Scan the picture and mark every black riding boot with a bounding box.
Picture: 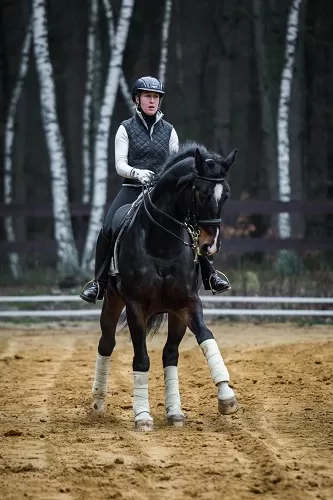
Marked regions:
[199,255,230,295]
[80,229,112,304]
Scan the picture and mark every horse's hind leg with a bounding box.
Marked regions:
[91,286,124,412]
[187,299,239,415]
[163,312,186,426]
[126,302,153,432]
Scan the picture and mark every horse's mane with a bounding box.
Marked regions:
[157,141,224,178]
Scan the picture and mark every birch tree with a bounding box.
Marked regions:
[102,0,132,111]
[3,20,32,279]
[32,0,79,276]
[158,0,173,83]
[82,0,134,272]
[277,0,303,239]
[82,0,98,204]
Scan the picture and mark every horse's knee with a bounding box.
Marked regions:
[162,344,179,367]
[98,341,115,357]
[133,355,150,372]
[98,326,116,356]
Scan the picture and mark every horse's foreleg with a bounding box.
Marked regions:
[187,300,239,415]
[91,286,124,412]
[163,312,187,426]
[126,303,153,431]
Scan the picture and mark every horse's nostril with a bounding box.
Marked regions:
[201,244,209,254]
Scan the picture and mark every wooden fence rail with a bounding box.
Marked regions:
[1,200,333,216]
[1,200,333,254]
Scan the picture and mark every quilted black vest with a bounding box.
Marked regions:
[121,114,173,185]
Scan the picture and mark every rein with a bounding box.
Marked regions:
[142,184,198,248]
[142,173,225,250]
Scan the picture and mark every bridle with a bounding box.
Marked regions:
[142,172,225,250]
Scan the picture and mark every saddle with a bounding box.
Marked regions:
[109,193,144,276]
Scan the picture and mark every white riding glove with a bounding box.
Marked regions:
[131,168,155,185]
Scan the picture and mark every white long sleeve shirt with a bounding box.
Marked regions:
[115,111,179,179]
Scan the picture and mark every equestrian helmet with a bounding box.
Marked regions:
[132,76,165,103]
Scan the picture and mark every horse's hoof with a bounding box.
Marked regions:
[167,414,185,427]
[218,397,239,415]
[135,419,154,432]
[90,399,104,412]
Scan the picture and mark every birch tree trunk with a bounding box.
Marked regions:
[289,0,306,238]
[82,0,98,204]
[82,0,134,272]
[102,0,133,111]
[158,0,173,83]
[3,20,32,279]
[32,0,79,276]
[92,29,102,148]
[277,0,303,239]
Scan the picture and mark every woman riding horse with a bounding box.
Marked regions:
[80,76,230,303]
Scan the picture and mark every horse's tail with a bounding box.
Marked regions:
[117,310,166,337]
[146,313,167,336]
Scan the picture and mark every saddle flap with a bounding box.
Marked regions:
[112,204,133,234]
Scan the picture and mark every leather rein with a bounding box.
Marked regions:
[142,174,225,250]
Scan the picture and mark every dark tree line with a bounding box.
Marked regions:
[0,0,332,270]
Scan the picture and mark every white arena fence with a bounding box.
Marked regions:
[0,295,332,318]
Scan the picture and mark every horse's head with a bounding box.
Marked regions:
[176,147,237,256]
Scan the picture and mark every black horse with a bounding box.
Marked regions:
[90,142,239,431]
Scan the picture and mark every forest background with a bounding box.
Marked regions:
[0,0,332,297]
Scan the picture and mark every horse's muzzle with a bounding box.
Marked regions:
[198,227,221,256]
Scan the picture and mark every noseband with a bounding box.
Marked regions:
[142,173,225,249]
[190,174,225,227]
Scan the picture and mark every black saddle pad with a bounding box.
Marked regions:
[112,204,132,234]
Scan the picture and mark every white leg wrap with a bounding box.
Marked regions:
[92,353,111,399]
[217,381,235,400]
[133,371,152,422]
[200,339,230,385]
[164,366,184,417]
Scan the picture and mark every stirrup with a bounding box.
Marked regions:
[80,279,104,304]
[80,279,96,293]
[208,270,231,295]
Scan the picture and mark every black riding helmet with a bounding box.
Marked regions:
[131,76,165,103]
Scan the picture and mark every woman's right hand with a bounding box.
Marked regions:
[131,168,155,185]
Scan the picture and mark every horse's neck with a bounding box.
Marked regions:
[135,184,191,260]
[150,178,179,220]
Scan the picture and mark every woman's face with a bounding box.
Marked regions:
[137,91,160,115]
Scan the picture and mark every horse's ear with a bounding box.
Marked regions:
[195,148,205,175]
[205,159,215,168]
[223,149,238,171]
